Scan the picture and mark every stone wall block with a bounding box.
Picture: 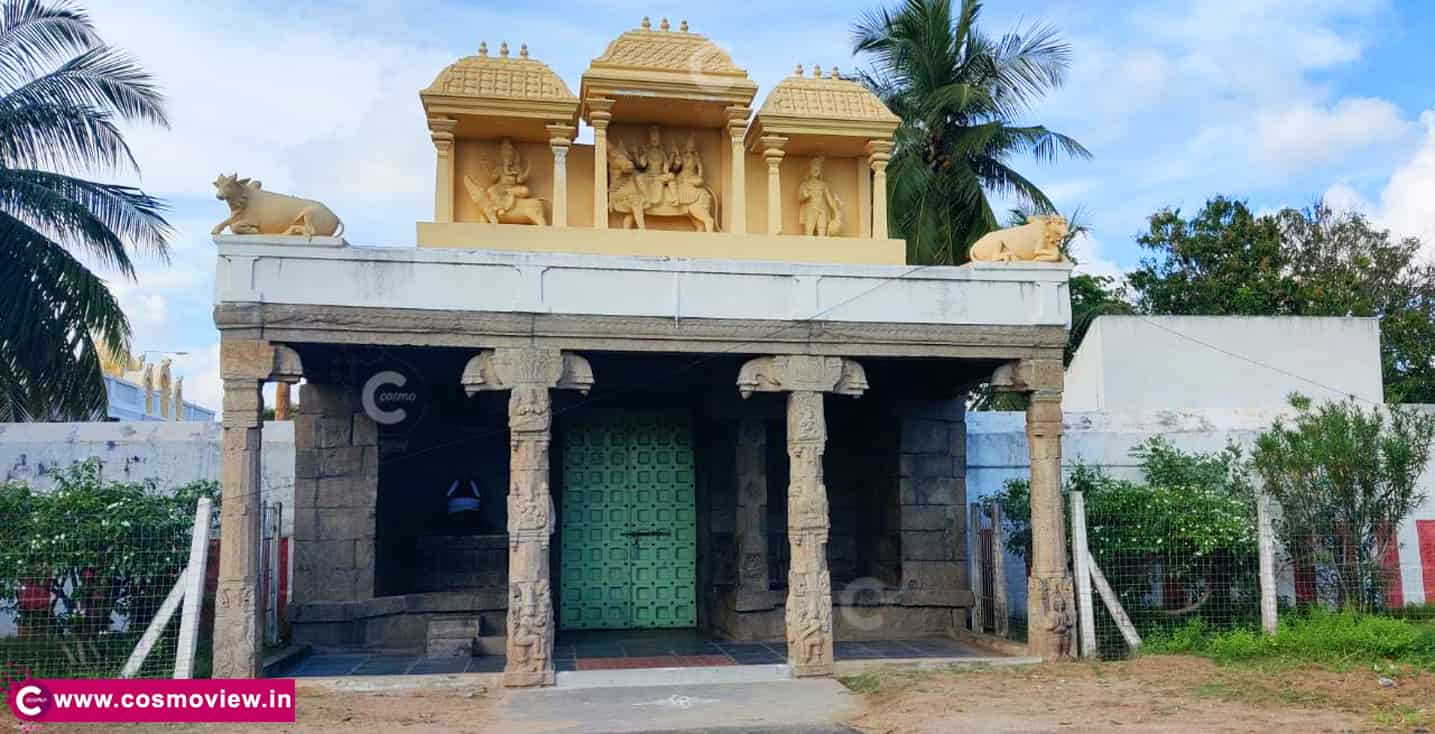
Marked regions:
[317,447,365,478]
[901,530,955,561]
[899,476,958,505]
[294,449,319,481]
[351,414,378,447]
[293,476,318,509]
[318,507,376,542]
[900,419,950,454]
[316,416,353,449]
[899,454,954,479]
[900,505,952,532]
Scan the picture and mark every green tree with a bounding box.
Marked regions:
[852,0,1089,265]
[0,0,170,421]
[1068,273,1132,364]
[1128,197,1435,403]
[1252,395,1435,611]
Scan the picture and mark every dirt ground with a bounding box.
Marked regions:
[38,655,1435,733]
[844,656,1434,733]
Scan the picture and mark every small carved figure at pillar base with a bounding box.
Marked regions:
[1028,574,1076,661]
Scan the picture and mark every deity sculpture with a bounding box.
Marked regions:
[462,138,549,225]
[607,127,719,232]
[797,156,842,237]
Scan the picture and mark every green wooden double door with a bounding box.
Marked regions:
[559,410,697,630]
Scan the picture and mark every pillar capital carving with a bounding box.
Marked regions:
[586,97,614,127]
[725,106,751,138]
[546,123,576,149]
[865,139,893,163]
[758,134,788,161]
[461,348,594,396]
[990,358,1063,396]
[220,340,302,383]
[736,355,868,399]
[428,116,457,148]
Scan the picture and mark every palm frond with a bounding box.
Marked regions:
[0,168,170,272]
[0,0,97,90]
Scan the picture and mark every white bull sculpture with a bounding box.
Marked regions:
[211,173,344,239]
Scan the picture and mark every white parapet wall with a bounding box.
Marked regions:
[0,421,295,536]
[1064,316,1384,412]
[213,237,1073,328]
[967,406,1435,612]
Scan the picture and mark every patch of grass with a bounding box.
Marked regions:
[1145,609,1435,671]
[838,672,885,695]
[1369,704,1431,729]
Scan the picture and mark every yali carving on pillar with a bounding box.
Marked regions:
[463,138,549,225]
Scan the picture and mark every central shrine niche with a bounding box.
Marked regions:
[608,126,718,232]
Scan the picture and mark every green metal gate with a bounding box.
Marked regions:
[559,409,696,630]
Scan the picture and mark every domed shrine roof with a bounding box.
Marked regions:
[420,42,579,141]
[751,65,900,155]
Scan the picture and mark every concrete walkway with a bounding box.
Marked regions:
[490,678,863,734]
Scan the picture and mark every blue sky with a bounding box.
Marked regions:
[88,0,1435,411]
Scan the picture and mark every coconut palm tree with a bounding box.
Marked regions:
[0,0,169,421]
[853,0,1089,265]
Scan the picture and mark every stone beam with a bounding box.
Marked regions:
[737,355,867,677]
[463,347,593,687]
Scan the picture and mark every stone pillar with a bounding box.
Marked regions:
[992,358,1072,660]
[274,382,292,421]
[736,355,868,678]
[429,117,458,223]
[735,418,772,611]
[462,348,594,688]
[725,106,750,234]
[759,135,788,235]
[588,98,614,229]
[857,154,872,238]
[213,340,300,678]
[866,140,892,240]
[547,123,576,227]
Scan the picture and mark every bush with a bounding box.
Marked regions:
[0,461,218,639]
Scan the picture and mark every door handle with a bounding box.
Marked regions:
[622,530,672,538]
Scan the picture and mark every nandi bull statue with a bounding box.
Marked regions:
[967,215,1067,263]
[211,173,344,239]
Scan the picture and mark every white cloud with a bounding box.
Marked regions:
[1323,110,1435,260]
[1252,98,1411,171]
[1068,231,1123,280]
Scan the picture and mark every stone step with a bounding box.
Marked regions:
[425,617,506,658]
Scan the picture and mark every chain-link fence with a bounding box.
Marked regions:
[0,463,218,679]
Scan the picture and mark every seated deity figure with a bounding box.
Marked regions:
[636,126,677,206]
[798,156,843,236]
[676,134,705,200]
[486,139,532,217]
[461,138,548,225]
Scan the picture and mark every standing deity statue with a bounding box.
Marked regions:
[797,156,843,237]
[462,138,549,225]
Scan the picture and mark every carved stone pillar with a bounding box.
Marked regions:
[857,153,872,239]
[992,358,1073,660]
[759,135,788,235]
[463,348,594,688]
[588,98,614,229]
[213,340,301,678]
[736,355,868,677]
[866,140,892,240]
[735,418,772,611]
[726,106,751,234]
[429,117,458,223]
[274,381,292,421]
[547,123,576,227]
